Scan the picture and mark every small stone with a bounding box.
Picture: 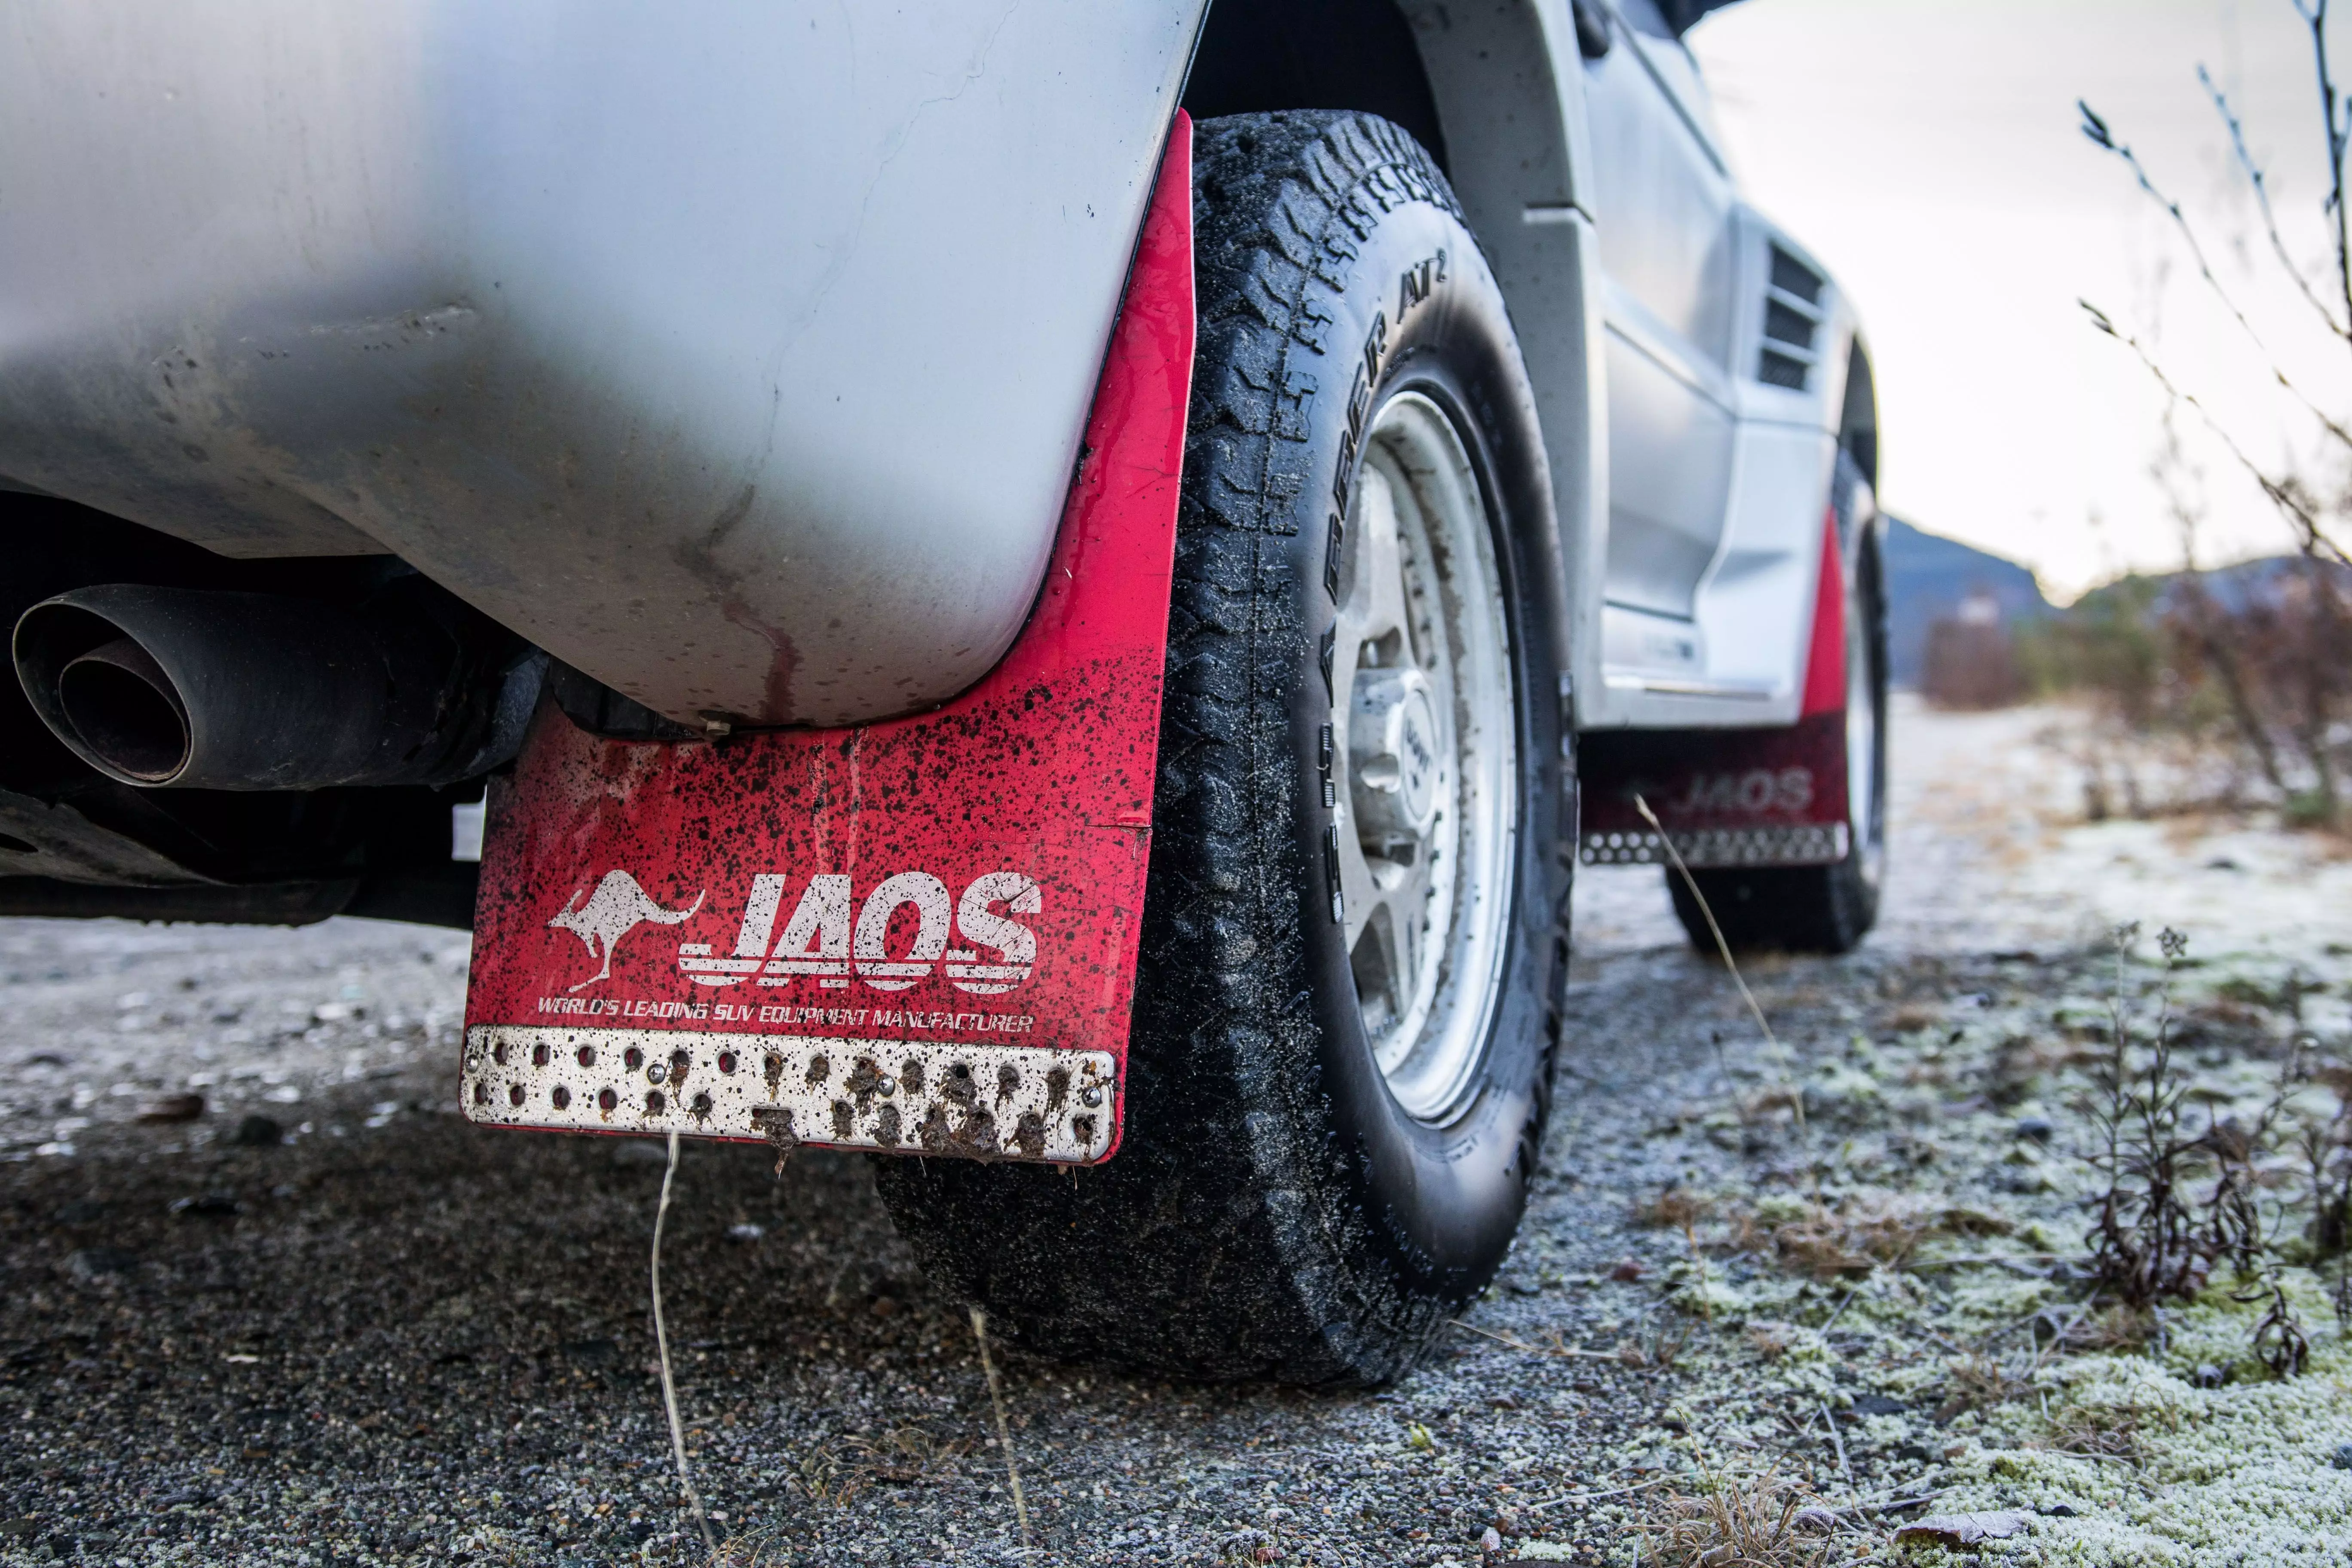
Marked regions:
[228,1115,282,1147]
[2332,1442,2352,1471]
[2013,1116,2056,1142]
[136,1093,205,1123]
[1851,1393,1906,1417]
[64,1247,138,1283]
[869,1295,898,1318]
[170,1192,240,1219]
[1480,1526,1503,1558]
[2039,1503,2079,1517]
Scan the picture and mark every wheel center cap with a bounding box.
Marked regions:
[1394,686,1439,819]
[1349,668,1443,838]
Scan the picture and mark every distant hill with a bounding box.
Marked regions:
[1880,517,2051,687]
[2069,553,2352,619]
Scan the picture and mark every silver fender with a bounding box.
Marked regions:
[0,1,1200,728]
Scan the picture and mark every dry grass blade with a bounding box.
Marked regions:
[1701,1189,1993,1286]
[2036,1401,2146,1464]
[1818,1402,1852,1489]
[970,1306,1033,1556]
[1638,1466,1839,1568]
[1769,1196,1947,1281]
[1638,1187,1712,1230]
[1634,796,1800,1136]
[652,1129,720,1562]
[849,1424,970,1484]
[1620,1316,1693,1372]
[1934,1352,2032,1424]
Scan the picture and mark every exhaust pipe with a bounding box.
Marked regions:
[14,585,520,790]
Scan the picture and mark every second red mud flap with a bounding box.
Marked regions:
[457,117,1195,1166]
[1577,512,1855,869]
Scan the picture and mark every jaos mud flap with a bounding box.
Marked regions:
[456,116,1195,1166]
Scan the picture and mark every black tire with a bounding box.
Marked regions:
[873,112,1573,1386]
[1667,483,1887,956]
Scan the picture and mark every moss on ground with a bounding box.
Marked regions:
[1510,938,2352,1566]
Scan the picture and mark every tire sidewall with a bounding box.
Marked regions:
[1277,196,1571,1295]
[1838,487,1889,922]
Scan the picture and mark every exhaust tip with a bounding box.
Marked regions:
[15,583,518,792]
[56,636,192,782]
[13,599,196,787]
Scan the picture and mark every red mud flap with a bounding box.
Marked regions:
[1579,513,1853,869]
[456,116,1195,1166]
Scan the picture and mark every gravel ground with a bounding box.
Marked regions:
[0,701,2339,1566]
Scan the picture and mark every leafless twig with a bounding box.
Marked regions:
[2290,0,2352,333]
[2197,64,2350,340]
[2078,100,2352,447]
[2079,303,2348,568]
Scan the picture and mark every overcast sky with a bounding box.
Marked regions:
[1688,0,2348,599]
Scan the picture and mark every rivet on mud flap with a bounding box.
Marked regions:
[456,115,1198,1167]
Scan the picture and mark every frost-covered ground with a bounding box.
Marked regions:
[1511,941,2352,1565]
[1542,698,2352,1565]
[0,700,2345,1566]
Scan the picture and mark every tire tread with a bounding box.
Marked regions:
[877,113,1499,1385]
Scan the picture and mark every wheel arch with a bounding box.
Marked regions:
[1837,334,1881,495]
[1180,0,1607,721]
[1826,332,1886,606]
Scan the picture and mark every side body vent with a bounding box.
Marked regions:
[1757,244,1825,390]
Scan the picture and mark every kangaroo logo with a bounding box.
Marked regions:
[548,870,705,992]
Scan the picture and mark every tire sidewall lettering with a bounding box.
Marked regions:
[1289,195,1571,1287]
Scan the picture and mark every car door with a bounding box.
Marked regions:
[1580,0,1742,633]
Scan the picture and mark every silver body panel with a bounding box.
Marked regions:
[0,1,1198,727]
[1570,2,1867,729]
[1,0,1858,741]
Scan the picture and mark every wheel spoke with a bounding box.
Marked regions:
[1339,465,1412,659]
[1324,394,1516,1118]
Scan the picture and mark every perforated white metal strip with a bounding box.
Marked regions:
[461,1026,1117,1164]
[1578,823,1850,868]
